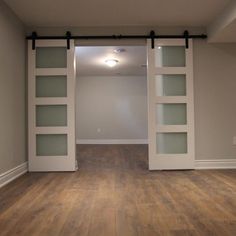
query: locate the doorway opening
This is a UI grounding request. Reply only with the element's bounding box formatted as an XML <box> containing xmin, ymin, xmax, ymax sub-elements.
<box><xmin>75</xmin><ymin>45</ymin><xmax>148</xmax><ymax>169</ymax></box>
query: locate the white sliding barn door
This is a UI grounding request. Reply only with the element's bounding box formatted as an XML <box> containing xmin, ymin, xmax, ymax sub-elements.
<box><xmin>28</xmin><ymin>40</ymin><xmax>76</xmax><ymax>171</ymax></box>
<box><xmin>147</xmin><ymin>39</ymin><xmax>195</xmax><ymax>170</ymax></box>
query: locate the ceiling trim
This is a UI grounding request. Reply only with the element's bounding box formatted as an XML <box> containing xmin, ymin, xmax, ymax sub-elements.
<box><xmin>207</xmin><ymin>0</ymin><xmax>236</xmax><ymax>42</ymax></box>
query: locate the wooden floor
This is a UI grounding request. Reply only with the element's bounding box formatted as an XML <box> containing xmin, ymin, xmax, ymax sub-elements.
<box><xmin>0</xmin><ymin>145</ymin><xmax>236</xmax><ymax>236</ymax></box>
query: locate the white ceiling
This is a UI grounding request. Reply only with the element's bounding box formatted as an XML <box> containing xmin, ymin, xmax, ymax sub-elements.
<box><xmin>4</xmin><ymin>0</ymin><xmax>230</xmax><ymax>27</ymax></box>
<box><xmin>76</xmin><ymin>46</ymin><xmax>146</xmax><ymax>76</ymax></box>
<box><xmin>209</xmin><ymin>19</ymin><xmax>236</xmax><ymax>42</ymax></box>
<box><xmin>207</xmin><ymin>0</ymin><xmax>236</xmax><ymax>42</ymax></box>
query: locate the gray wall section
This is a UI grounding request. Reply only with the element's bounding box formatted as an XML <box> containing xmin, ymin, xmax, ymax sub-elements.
<box><xmin>0</xmin><ymin>2</ymin><xmax>26</xmax><ymax>174</ymax></box>
<box><xmin>193</xmin><ymin>41</ymin><xmax>236</xmax><ymax>160</ymax></box>
<box><xmin>76</xmin><ymin>76</ymin><xmax>148</xmax><ymax>140</ymax></box>
<box><xmin>75</xmin><ymin>39</ymin><xmax>236</xmax><ymax>160</ymax></box>
<box><xmin>9</xmin><ymin>25</ymin><xmax>236</xmax><ymax>161</ymax></box>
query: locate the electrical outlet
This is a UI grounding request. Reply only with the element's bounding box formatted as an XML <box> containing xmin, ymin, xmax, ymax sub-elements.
<box><xmin>233</xmin><ymin>136</ymin><xmax>236</xmax><ymax>145</ymax></box>
<box><xmin>97</xmin><ymin>128</ymin><xmax>101</xmax><ymax>133</ymax></box>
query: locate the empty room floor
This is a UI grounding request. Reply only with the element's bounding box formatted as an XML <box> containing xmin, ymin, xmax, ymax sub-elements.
<box><xmin>0</xmin><ymin>144</ymin><xmax>236</xmax><ymax>236</ymax></box>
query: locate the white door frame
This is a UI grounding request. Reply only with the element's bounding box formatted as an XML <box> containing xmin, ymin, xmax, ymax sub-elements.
<box><xmin>147</xmin><ymin>39</ymin><xmax>195</xmax><ymax>170</ymax></box>
<box><xmin>28</xmin><ymin>39</ymin><xmax>76</xmax><ymax>171</ymax></box>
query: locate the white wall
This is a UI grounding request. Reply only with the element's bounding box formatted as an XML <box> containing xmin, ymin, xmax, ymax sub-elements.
<box><xmin>27</xmin><ymin>26</ymin><xmax>236</xmax><ymax>161</ymax></box>
<box><xmin>0</xmin><ymin>2</ymin><xmax>26</xmax><ymax>174</ymax></box>
<box><xmin>76</xmin><ymin>41</ymin><xmax>236</xmax><ymax>160</ymax></box>
<box><xmin>76</xmin><ymin>76</ymin><xmax>148</xmax><ymax>142</ymax></box>
<box><xmin>193</xmin><ymin>41</ymin><xmax>236</xmax><ymax>160</ymax></box>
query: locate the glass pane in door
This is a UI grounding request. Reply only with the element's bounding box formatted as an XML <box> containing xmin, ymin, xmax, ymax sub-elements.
<box><xmin>156</xmin><ymin>104</ymin><xmax>187</xmax><ymax>125</ymax></box>
<box><xmin>36</xmin><ymin>76</ymin><xmax>67</xmax><ymax>97</ymax></box>
<box><xmin>36</xmin><ymin>47</ymin><xmax>67</xmax><ymax>68</ymax></box>
<box><xmin>36</xmin><ymin>134</ymin><xmax>67</xmax><ymax>156</ymax></box>
<box><xmin>36</xmin><ymin>105</ymin><xmax>67</xmax><ymax>127</ymax></box>
<box><xmin>156</xmin><ymin>132</ymin><xmax>187</xmax><ymax>154</ymax></box>
<box><xmin>155</xmin><ymin>46</ymin><xmax>186</xmax><ymax>67</ymax></box>
<box><xmin>155</xmin><ymin>74</ymin><xmax>186</xmax><ymax>96</ymax></box>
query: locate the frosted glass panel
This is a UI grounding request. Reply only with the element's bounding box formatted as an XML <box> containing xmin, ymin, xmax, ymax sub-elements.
<box><xmin>36</xmin><ymin>134</ymin><xmax>67</xmax><ymax>156</ymax></box>
<box><xmin>155</xmin><ymin>46</ymin><xmax>185</xmax><ymax>67</ymax></box>
<box><xmin>155</xmin><ymin>75</ymin><xmax>186</xmax><ymax>96</ymax></box>
<box><xmin>36</xmin><ymin>76</ymin><xmax>67</xmax><ymax>97</ymax></box>
<box><xmin>156</xmin><ymin>133</ymin><xmax>187</xmax><ymax>154</ymax></box>
<box><xmin>36</xmin><ymin>47</ymin><xmax>67</xmax><ymax>68</ymax></box>
<box><xmin>36</xmin><ymin>105</ymin><xmax>67</xmax><ymax>127</ymax></box>
<box><xmin>156</xmin><ymin>104</ymin><xmax>187</xmax><ymax>125</ymax></box>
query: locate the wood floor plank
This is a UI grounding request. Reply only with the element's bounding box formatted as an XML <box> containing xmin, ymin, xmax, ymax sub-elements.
<box><xmin>59</xmin><ymin>190</ymin><xmax>96</xmax><ymax>236</ymax></box>
<box><xmin>0</xmin><ymin>144</ymin><xmax>235</xmax><ymax>236</ymax></box>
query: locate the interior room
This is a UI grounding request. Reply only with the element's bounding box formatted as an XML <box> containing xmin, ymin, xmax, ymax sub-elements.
<box><xmin>0</xmin><ymin>0</ymin><xmax>236</xmax><ymax>235</ymax></box>
<box><xmin>76</xmin><ymin>46</ymin><xmax>147</xmax><ymax>145</ymax></box>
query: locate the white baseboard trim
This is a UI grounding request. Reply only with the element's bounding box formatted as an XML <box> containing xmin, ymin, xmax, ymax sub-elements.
<box><xmin>0</xmin><ymin>162</ymin><xmax>28</xmax><ymax>188</ymax></box>
<box><xmin>76</xmin><ymin>139</ymin><xmax>148</xmax><ymax>144</ymax></box>
<box><xmin>195</xmin><ymin>159</ymin><xmax>236</xmax><ymax>169</ymax></box>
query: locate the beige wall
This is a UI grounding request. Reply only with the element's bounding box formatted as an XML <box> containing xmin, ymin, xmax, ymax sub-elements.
<box><xmin>0</xmin><ymin>2</ymin><xmax>26</xmax><ymax>174</ymax></box>
<box><xmin>23</xmin><ymin>26</ymin><xmax>236</xmax><ymax>160</ymax></box>
<box><xmin>193</xmin><ymin>41</ymin><xmax>236</xmax><ymax>160</ymax></box>
<box><xmin>0</xmin><ymin>7</ymin><xmax>233</xmax><ymax>172</ymax></box>
<box><xmin>76</xmin><ymin>40</ymin><xmax>236</xmax><ymax>160</ymax></box>
<box><xmin>76</xmin><ymin>76</ymin><xmax>148</xmax><ymax>140</ymax></box>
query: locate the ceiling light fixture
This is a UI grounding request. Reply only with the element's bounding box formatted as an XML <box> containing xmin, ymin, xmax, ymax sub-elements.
<box><xmin>105</xmin><ymin>59</ymin><xmax>119</xmax><ymax>67</ymax></box>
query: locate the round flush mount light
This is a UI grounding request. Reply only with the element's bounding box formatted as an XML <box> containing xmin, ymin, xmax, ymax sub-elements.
<box><xmin>105</xmin><ymin>59</ymin><xmax>119</xmax><ymax>67</ymax></box>
<box><xmin>158</xmin><ymin>46</ymin><xmax>162</xmax><ymax>49</ymax></box>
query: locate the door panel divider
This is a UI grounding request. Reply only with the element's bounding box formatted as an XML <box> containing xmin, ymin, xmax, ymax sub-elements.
<box><xmin>156</xmin><ymin>125</ymin><xmax>188</xmax><ymax>133</ymax></box>
<box><xmin>35</xmin><ymin>68</ymin><xmax>67</xmax><ymax>76</ymax></box>
<box><xmin>156</xmin><ymin>96</ymin><xmax>187</xmax><ymax>103</ymax></box>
